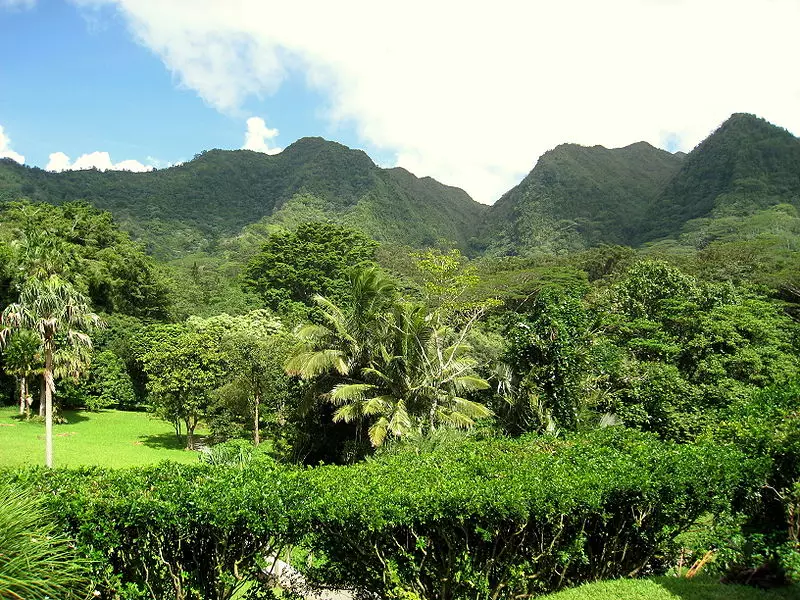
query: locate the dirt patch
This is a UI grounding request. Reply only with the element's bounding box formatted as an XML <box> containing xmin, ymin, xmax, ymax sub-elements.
<box><xmin>0</xmin><ymin>423</ymin><xmax>17</xmax><ymax>427</ymax></box>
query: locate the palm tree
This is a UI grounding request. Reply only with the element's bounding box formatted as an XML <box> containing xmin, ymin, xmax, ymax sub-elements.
<box><xmin>1</xmin><ymin>329</ymin><xmax>42</xmax><ymax>417</ymax></box>
<box><xmin>1</xmin><ymin>275</ymin><xmax>102</xmax><ymax>467</ymax></box>
<box><xmin>330</xmin><ymin>302</ymin><xmax>491</xmax><ymax>446</ymax></box>
<box><xmin>287</xmin><ymin>268</ymin><xmax>491</xmax><ymax>447</ymax></box>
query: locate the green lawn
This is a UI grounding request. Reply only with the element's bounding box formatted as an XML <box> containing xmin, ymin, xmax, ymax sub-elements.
<box><xmin>542</xmin><ymin>577</ymin><xmax>800</xmax><ymax>600</ymax></box>
<box><xmin>0</xmin><ymin>406</ymin><xmax>206</xmax><ymax>468</ymax></box>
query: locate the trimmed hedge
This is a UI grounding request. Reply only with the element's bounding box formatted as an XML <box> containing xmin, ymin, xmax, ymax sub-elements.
<box><xmin>2</xmin><ymin>429</ymin><xmax>752</xmax><ymax>600</ymax></box>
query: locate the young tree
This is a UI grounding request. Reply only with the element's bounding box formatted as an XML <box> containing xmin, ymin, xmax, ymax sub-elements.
<box><xmin>212</xmin><ymin>311</ymin><xmax>290</xmax><ymax>445</ymax></box>
<box><xmin>0</xmin><ymin>276</ymin><xmax>102</xmax><ymax>467</ymax></box>
<box><xmin>1</xmin><ymin>329</ymin><xmax>41</xmax><ymax>417</ymax></box>
<box><xmin>140</xmin><ymin>323</ymin><xmax>226</xmax><ymax>450</ymax></box>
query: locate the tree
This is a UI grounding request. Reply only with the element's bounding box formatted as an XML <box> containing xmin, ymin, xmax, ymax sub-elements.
<box><xmin>1</xmin><ymin>328</ymin><xmax>41</xmax><ymax>416</ymax></box>
<box><xmin>140</xmin><ymin>323</ymin><xmax>226</xmax><ymax>450</ymax></box>
<box><xmin>0</xmin><ymin>200</ymin><xmax>171</xmax><ymax>319</ymax></box>
<box><xmin>213</xmin><ymin>312</ymin><xmax>290</xmax><ymax>446</ymax></box>
<box><xmin>287</xmin><ymin>267</ymin><xmax>491</xmax><ymax>448</ymax></box>
<box><xmin>242</xmin><ymin>221</ymin><xmax>378</xmax><ymax>310</ymax></box>
<box><xmin>0</xmin><ymin>275</ymin><xmax>102</xmax><ymax>467</ymax></box>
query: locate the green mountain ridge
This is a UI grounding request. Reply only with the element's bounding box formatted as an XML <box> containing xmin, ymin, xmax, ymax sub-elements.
<box><xmin>481</xmin><ymin>140</ymin><xmax>684</xmax><ymax>255</ymax></box>
<box><xmin>1</xmin><ymin>113</ymin><xmax>797</xmax><ymax>262</ymax></box>
<box><xmin>0</xmin><ymin>137</ymin><xmax>486</xmax><ymax>258</ymax></box>
<box><xmin>481</xmin><ymin>113</ymin><xmax>800</xmax><ymax>256</ymax></box>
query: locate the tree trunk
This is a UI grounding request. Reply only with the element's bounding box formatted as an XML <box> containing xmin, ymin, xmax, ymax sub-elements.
<box><xmin>253</xmin><ymin>392</ymin><xmax>260</xmax><ymax>446</ymax></box>
<box><xmin>44</xmin><ymin>350</ymin><xmax>54</xmax><ymax>468</ymax></box>
<box><xmin>22</xmin><ymin>377</ymin><xmax>31</xmax><ymax>419</ymax></box>
<box><xmin>18</xmin><ymin>377</ymin><xmax>24</xmax><ymax>415</ymax></box>
<box><xmin>184</xmin><ymin>417</ymin><xmax>196</xmax><ymax>450</ymax></box>
<box><xmin>39</xmin><ymin>375</ymin><xmax>46</xmax><ymax>417</ymax></box>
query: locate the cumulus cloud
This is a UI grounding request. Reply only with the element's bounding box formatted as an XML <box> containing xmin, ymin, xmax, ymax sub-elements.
<box><xmin>46</xmin><ymin>150</ymin><xmax>153</xmax><ymax>172</ymax></box>
<box><xmin>71</xmin><ymin>0</ymin><xmax>800</xmax><ymax>203</ymax></box>
<box><xmin>0</xmin><ymin>125</ymin><xmax>25</xmax><ymax>164</ymax></box>
<box><xmin>242</xmin><ymin>117</ymin><xmax>281</xmax><ymax>155</ymax></box>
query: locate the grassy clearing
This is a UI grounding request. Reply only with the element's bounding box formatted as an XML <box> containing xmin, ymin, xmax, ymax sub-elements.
<box><xmin>542</xmin><ymin>577</ymin><xmax>800</xmax><ymax>600</ymax></box>
<box><xmin>0</xmin><ymin>406</ymin><xmax>205</xmax><ymax>468</ymax></box>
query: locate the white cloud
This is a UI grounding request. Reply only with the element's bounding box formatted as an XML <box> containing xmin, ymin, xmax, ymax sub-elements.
<box><xmin>0</xmin><ymin>125</ymin><xmax>25</xmax><ymax>164</ymax></box>
<box><xmin>46</xmin><ymin>150</ymin><xmax>153</xmax><ymax>172</ymax></box>
<box><xmin>242</xmin><ymin>116</ymin><xmax>281</xmax><ymax>155</ymax></box>
<box><xmin>72</xmin><ymin>0</ymin><xmax>800</xmax><ymax>203</ymax></box>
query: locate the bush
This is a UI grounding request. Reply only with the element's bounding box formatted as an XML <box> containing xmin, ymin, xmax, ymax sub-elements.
<box><xmin>300</xmin><ymin>428</ymin><xmax>747</xmax><ymax>599</ymax></box>
<box><xmin>2</xmin><ymin>429</ymin><xmax>750</xmax><ymax>600</ymax></box>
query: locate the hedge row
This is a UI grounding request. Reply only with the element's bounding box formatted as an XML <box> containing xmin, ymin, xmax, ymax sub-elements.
<box><xmin>3</xmin><ymin>429</ymin><xmax>753</xmax><ymax>600</ymax></box>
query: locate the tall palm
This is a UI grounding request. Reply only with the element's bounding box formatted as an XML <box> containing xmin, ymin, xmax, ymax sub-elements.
<box><xmin>1</xmin><ymin>329</ymin><xmax>42</xmax><ymax>417</ymax></box>
<box><xmin>1</xmin><ymin>275</ymin><xmax>102</xmax><ymax>467</ymax></box>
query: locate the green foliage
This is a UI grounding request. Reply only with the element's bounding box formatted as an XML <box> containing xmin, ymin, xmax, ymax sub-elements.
<box><xmin>0</xmin><ymin>483</ymin><xmax>89</xmax><ymax>599</ymax></box>
<box><xmin>500</xmin><ymin>286</ymin><xmax>593</xmax><ymax>432</ymax></box>
<box><xmin>0</xmin><ymin>139</ymin><xmax>485</xmax><ymax>259</ymax></box>
<box><xmin>287</xmin><ymin>267</ymin><xmax>491</xmax><ymax>449</ymax></box>
<box><xmin>139</xmin><ymin>322</ymin><xmax>226</xmax><ymax>449</ymax></box>
<box><xmin>243</xmin><ymin>221</ymin><xmax>378</xmax><ymax>310</ymax></box>
<box><xmin>594</xmin><ymin>260</ymin><xmax>798</xmax><ymax>440</ymax></box>
<box><xmin>299</xmin><ymin>428</ymin><xmax>746</xmax><ymax>599</ymax></box>
<box><xmin>85</xmin><ymin>349</ymin><xmax>137</xmax><ymax>410</ymax></box>
<box><xmin>2</xmin><ymin>428</ymin><xmax>748</xmax><ymax>600</ymax></box>
<box><xmin>0</xmin><ymin>200</ymin><xmax>170</xmax><ymax>318</ymax></box>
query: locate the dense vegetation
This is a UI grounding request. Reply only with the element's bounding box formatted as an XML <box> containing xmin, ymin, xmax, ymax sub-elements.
<box><xmin>0</xmin><ymin>138</ymin><xmax>486</xmax><ymax>258</ymax></box>
<box><xmin>1</xmin><ymin>112</ymin><xmax>799</xmax><ymax>599</ymax></box>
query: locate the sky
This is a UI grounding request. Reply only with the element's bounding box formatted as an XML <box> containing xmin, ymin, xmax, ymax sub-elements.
<box><xmin>0</xmin><ymin>0</ymin><xmax>798</xmax><ymax>204</ymax></box>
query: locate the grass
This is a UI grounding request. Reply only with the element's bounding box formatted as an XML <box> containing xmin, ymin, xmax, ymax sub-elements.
<box><xmin>0</xmin><ymin>406</ymin><xmax>206</xmax><ymax>468</ymax></box>
<box><xmin>542</xmin><ymin>577</ymin><xmax>800</xmax><ymax>600</ymax></box>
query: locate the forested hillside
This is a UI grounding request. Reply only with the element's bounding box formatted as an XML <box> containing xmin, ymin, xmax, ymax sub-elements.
<box><xmin>480</xmin><ymin>113</ymin><xmax>800</xmax><ymax>257</ymax></box>
<box><xmin>0</xmin><ymin>137</ymin><xmax>486</xmax><ymax>257</ymax></box>
<box><xmin>642</xmin><ymin>113</ymin><xmax>800</xmax><ymax>242</ymax></box>
<box><xmin>481</xmin><ymin>141</ymin><xmax>684</xmax><ymax>254</ymax></box>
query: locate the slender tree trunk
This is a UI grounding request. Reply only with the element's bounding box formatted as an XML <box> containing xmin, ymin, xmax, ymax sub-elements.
<box><xmin>18</xmin><ymin>377</ymin><xmax>24</xmax><ymax>415</ymax></box>
<box><xmin>22</xmin><ymin>377</ymin><xmax>31</xmax><ymax>419</ymax></box>
<box><xmin>39</xmin><ymin>375</ymin><xmax>46</xmax><ymax>417</ymax></box>
<box><xmin>253</xmin><ymin>391</ymin><xmax>261</xmax><ymax>446</ymax></box>
<box><xmin>44</xmin><ymin>350</ymin><xmax>54</xmax><ymax>468</ymax></box>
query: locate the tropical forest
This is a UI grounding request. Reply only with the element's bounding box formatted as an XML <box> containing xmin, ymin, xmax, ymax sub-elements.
<box><xmin>1</xmin><ymin>112</ymin><xmax>799</xmax><ymax>600</ymax></box>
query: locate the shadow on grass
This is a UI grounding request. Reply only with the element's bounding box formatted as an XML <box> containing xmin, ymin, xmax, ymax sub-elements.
<box><xmin>60</xmin><ymin>411</ymin><xmax>91</xmax><ymax>425</ymax></box>
<box><xmin>657</xmin><ymin>577</ymin><xmax>799</xmax><ymax>599</ymax></box>
<box><xmin>136</xmin><ymin>432</ymin><xmax>188</xmax><ymax>451</ymax></box>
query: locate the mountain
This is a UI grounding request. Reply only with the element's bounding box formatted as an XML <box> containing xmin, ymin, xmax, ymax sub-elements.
<box><xmin>0</xmin><ymin>137</ymin><xmax>486</xmax><ymax>258</ymax></box>
<box><xmin>479</xmin><ymin>113</ymin><xmax>800</xmax><ymax>256</ymax></box>
<box><xmin>641</xmin><ymin>113</ymin><xmax>800</xmax><ymax>242</ymax></box>
<box><xmin>479</xmin><ymin>141</ymin><xmax>684</xmax><ymax>255</ymax></box>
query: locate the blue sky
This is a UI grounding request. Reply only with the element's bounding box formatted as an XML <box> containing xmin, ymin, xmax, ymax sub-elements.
<box><xmin>1</xmin><ymin>0</ymin><xmax>798</xmax><ymax>203</ymax></box>
<box><xmin>0</xmin><ymin>0</ymin><xmax>392</xmax><ymax>171</ymax></box>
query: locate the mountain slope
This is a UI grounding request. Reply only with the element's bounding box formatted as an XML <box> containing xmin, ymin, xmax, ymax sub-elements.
<box><xmin>0</xmin><ymin>137</ymin><xmax>486</xmax><ymax>257</ymax></box>
<box><xmin>481</xmin><ymin>141</ymin><xmax>684</xmax><ymax>255</ymax></box>
<box><xmin>641</xmin><ymin>113</ymin><xmax>800</xmax><ymax>243</ymax></box>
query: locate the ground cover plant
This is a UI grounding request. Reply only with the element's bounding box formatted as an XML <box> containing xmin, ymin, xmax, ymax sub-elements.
<box><xmin>540</xmin><ymin>577</ymin><xmax>800</xmax><ymax>600</ymax></box>
<box><xmin>0</xmin><ymin>406</ymin><xmax>204</xmax><ymax>467</ymax></box>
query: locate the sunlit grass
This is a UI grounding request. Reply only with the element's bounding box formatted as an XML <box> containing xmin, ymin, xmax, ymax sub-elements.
<box><xmin>0</xmin><ymin>405</ymin><xmax>206</xmax><ymax>468</ymax></box>
<box><xmin>542</xmin><ymin>577</ymin><xmax>800</xmax><ymax>600</ymax></box>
